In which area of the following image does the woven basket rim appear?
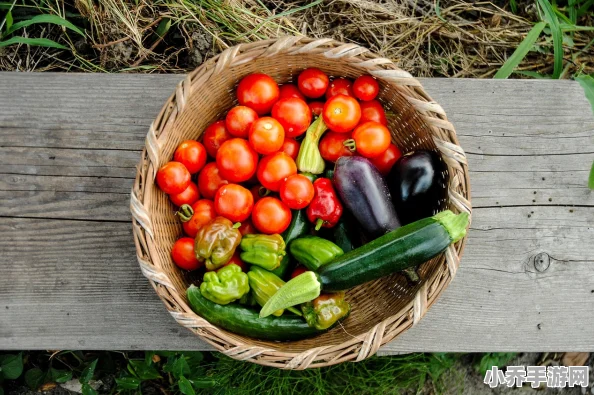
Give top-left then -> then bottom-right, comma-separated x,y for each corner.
130,36 -> 472,369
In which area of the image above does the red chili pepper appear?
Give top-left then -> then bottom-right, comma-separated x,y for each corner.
306,178 -> 343,230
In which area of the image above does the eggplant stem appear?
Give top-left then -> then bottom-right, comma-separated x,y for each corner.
343,139 -> 357,152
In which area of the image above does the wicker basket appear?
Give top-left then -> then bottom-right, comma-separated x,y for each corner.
131,36 -> 471,369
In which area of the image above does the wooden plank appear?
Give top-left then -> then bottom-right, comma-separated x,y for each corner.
0,73 -> 593,352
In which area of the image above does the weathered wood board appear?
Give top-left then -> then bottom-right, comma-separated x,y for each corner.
0,73 -> 593,352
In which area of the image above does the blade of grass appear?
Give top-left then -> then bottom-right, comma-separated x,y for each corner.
0,36 -> 68,49
5,9 -> 12,31
575,74 -> 594,190
4,14 -> 85,37
510,0 -> 517,13
0,0 -> 16,34
513,70 -> 551,78
568,0 -> 577,25
155,17 -> 171,38
494,22 -> 546,79
559,24 -> 594,31
538,0 -> 563,79
577,0 -> 594,16
589,161 -> 594,190
435,0 -> 447,22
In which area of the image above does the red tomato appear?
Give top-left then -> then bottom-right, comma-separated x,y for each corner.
351,121 -> 391,158
369,143 -> 402,176
224,251 -> 248,272
225,106 -> 259,138
156,161 -> 191,195
248,117 -> 285,155
325,78 -> 354,99
170,181 -> 200,207
197,162 -> 228,199
238,218 -> 256,236
202,120 -> 232,158
216,138 -> 259,182
257,152 -> 297,192
319,131 -> 354,163
279,174 -> 315,210
359,100 -> 387,126
271,98 -> 311,138
251,197 -> 292,234
214,183 -> 254,222
291,266 -> 308,279
297,68 -> 329,99
353,75 -> 380,101
322,94 -> 361,133
250,185 -> 268,203
279,138 -> 300,160
182,199 -> 216,238
236,73 -> 280,115
174,140 -> 207,174
278,84 -> 306,101
171,237 -> 201,271
308,101 -> 324,117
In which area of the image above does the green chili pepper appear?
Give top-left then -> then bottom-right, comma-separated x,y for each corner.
289,236 -> 343,271
200,264 -> 249,305
240,234 -> 286,271
247,266 -> 301,317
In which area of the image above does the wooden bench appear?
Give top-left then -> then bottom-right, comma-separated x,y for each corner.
1,73 -> 593,354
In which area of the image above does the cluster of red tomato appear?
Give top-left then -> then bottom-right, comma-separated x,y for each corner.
156,68 -> 402,271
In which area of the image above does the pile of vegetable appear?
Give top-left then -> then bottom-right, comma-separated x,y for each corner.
155,69 -> 469,341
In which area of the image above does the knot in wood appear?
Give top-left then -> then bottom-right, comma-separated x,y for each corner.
533,252 -> 551,272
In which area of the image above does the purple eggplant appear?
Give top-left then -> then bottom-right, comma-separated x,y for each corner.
386,150 -> 448,225
333,156 -> 400,238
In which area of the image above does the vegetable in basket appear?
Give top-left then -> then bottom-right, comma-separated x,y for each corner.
194,216 -> 242,271
306,178 -> 343,230
247,266 -> 301,317
290,236 -> 343,271
302,292 -> 351,330
271,209 -> 311,279
240,234 -> 286,271
259,210 -> 469,317
296,116 -> 329,174
200,264 -> 249,305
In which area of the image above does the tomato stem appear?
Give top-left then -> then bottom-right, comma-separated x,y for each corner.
343,139 -> 356,152
176,204 -> 194,222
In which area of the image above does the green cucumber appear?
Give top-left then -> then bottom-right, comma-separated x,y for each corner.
271,209 -> 310,279
186,285 -> 322,341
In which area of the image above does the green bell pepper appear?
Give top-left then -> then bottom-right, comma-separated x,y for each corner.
200,264 -> 249,305
240,234 -> 286,271
302,292 -> 351,330
247,266 -> 301,317
289,236 -> 344,271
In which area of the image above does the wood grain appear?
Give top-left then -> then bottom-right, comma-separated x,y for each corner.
0,73 -> 593,352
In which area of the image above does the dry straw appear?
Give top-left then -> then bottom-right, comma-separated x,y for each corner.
131,36 -> 471,369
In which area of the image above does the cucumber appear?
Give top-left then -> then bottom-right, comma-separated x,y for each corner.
272,208 -> 310,279
317,211 -> 468,292
186,285 -> 322,341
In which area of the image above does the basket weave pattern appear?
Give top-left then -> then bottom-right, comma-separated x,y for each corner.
131,37 -> 471,369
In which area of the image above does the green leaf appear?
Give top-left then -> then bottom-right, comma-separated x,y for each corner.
144,351 -> 155,366
190,378 -> 217,388
82,383 -> 98,395
50,368 -> 73,383
0,353 -> 23,380
155,18 -> 171,38
24,368 -> 45,390
80,359 -> 97,384
5,10 -> 12,31
0,36 -> 67,49
510,0 -> 517,13
178,376 -> 196,395
538,0 -> 563,79
128,360 -> 161,380
576,74 -> 594,115
494,22 -> 546,79
4,14 -> 84,37
476,353 -> 517,375
589,161 -> 594,190
115,377 -> 141,390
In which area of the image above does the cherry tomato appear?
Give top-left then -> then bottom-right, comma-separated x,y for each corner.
279,84 -> 306,101
325,78 -> 354,99
197,162 -> 228,199
214,183 -> 254,222
369,143 -> 402,176
248,117 -> 285,155
319,131 -> 354,163
353,75 -> 380,101
202,120 -> 232,158
308,101 -> 324,117
224,251 -> 248,272
170,181 -> 200,207
171,237 -> 201,271
279,174 -> 315,210
257,152 -> 297,192
351,121 -> 391,158
182,199 -> 216,238
251,197 -> 292,234
297,68 -> 329,99
322,94 -> 361,133
225,106 -> 259,138
291,266 -> 308,279
174,140 -> 207,174
238,218 -> 256,236
236,73 -> 280,115
359,100 -> 387,126
216,138 -> 259,182
279,138 -> 300,160
271,98 -> 311,138
250,185 -> 269,204
156,161 -> 191,195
